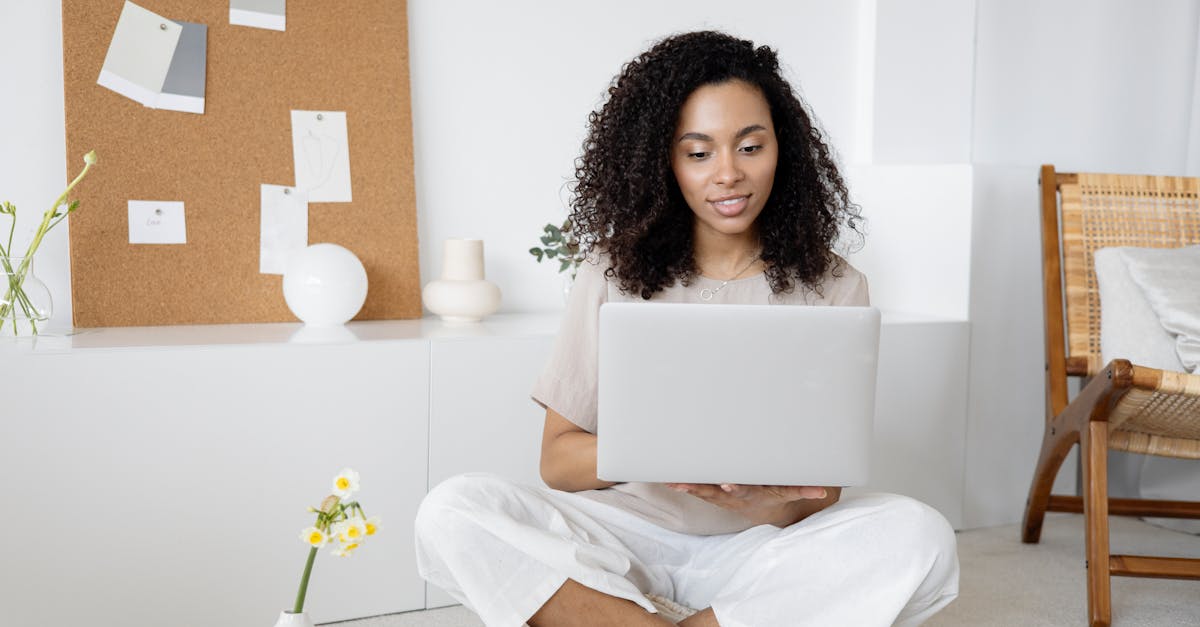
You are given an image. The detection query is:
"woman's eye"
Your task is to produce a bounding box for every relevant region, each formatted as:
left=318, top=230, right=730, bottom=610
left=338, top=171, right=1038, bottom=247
left=740, top=145, right=762, bottom=154
left=687, top=151, right=710, bottom=160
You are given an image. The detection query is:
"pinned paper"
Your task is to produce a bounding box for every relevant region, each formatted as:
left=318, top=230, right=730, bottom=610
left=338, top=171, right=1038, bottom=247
left=98, top=1, right=182, bottom=107
left=230, top=0, right=286, bottom=31
left=128, top=201, right=187, bottom=244
left=260, top=185, right=309, bottom=274
left=291, top=111, right=353, bottom=203
left=157, top=21, right=208, bottom=114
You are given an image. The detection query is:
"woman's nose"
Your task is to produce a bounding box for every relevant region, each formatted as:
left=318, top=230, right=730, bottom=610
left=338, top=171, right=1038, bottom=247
left=713, top=151, right=745, bottom=186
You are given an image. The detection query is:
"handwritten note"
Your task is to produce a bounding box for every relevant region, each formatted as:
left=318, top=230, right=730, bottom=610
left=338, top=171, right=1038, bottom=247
left=128, top=200, right=187, bottom=244
left=291, top=110, right=353, bottom=203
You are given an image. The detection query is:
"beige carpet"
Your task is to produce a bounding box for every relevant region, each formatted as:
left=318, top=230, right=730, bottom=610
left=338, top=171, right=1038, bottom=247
left=328, top=513, right=1200, bottom=626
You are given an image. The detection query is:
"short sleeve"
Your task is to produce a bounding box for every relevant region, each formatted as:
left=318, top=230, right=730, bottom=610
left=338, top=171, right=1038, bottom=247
left=530, top=257, right=608, bottom=432
left=834, top=265, right=870, bottom=306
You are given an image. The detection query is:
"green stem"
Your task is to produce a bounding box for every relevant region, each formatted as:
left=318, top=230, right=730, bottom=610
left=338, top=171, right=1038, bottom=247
left=0, top=155, right=93, bottom=325
left=293, top=546, right=319, bottom=614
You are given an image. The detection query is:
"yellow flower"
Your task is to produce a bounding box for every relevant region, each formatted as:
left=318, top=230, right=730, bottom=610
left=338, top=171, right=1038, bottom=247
left=364, top=516, right=382, bottom=537
left=331, top=542, right=360, bottom=557
left=84, top=150, right=98, bottom=165
left=334, top=518, right=368, bottom=543
left=299, top=527, right=328, bottom=548
left=332, top=468, right=360, bottom=497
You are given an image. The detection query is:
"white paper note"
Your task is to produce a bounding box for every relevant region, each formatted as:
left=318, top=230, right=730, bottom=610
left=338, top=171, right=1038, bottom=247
left=291, top=110, right=353, bottom=203
left=128, top=200, right=187, bottom=244
left=98, top=1, right=183, bottom=107
left=230, top=0, right=286, bottom=31
left=259, top=185, right=309, bottom=274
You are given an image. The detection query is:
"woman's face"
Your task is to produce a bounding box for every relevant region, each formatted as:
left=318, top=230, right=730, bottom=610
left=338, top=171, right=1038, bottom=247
left=670, top=79, right=778, bottom=239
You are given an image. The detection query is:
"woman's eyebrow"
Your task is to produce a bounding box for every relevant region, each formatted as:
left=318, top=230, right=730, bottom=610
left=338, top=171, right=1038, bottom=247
left=676, top=124, right=769, bottom=143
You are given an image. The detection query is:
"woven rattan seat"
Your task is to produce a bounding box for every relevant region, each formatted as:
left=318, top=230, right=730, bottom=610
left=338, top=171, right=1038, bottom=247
left=1023, top=166, right=1200, bottom=626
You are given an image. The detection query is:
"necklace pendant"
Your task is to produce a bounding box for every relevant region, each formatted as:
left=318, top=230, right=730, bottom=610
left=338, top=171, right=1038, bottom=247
left=700, top=288, right=715, bottom=301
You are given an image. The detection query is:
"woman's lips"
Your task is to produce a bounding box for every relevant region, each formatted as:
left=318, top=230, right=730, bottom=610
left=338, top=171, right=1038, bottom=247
left=710, top=195, right=749, bottom=217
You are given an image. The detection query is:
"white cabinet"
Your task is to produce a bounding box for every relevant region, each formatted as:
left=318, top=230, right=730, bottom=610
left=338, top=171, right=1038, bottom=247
left=2, top=333, right=432, bottom=627
left=846, top=316, right=970, bottom=528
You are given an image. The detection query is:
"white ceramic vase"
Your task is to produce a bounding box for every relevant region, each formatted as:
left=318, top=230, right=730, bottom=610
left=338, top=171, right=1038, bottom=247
left=423, top=238, right=501, bottom=323
left=272, top=610, right=315, bottom=627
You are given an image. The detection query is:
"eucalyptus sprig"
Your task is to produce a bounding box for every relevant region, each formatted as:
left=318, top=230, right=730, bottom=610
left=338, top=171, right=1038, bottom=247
left=0, top=150, right=98, bottom=335
left=529, top=219, right=586, bottom=279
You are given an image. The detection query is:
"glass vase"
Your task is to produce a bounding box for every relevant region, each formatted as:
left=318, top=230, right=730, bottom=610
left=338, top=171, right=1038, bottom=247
left=0, top=256, right=53, bottom=336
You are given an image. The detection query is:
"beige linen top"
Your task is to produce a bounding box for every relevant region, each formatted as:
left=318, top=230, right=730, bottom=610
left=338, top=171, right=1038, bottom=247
left=531, top=253, right=870, bottom=535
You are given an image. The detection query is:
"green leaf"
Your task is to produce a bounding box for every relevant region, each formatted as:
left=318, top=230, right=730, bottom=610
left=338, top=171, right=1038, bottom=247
left=530, top=248, right=544, bottom=262
left=540, top=235, right=554, bottom=246
left=546, top=249, right=558, bottom=258
left=559, top=259, right=571, bottom=273
left=547, top=224, right=562, bottom=239
left=67, top=200, right=80, bottom=213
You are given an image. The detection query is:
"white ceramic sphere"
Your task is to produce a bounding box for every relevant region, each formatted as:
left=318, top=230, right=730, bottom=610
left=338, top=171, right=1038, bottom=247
left=282, top=243, right=368, bottom=326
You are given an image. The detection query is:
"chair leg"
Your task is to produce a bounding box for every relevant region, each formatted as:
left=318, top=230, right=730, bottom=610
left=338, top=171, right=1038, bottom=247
left=1023, top=412, right=1078, bottom=543
left=1083, top=420, right=1112, bottom=627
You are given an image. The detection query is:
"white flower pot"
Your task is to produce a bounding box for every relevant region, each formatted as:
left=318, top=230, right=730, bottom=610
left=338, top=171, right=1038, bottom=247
left=423, top=239, right=501, bottom=322
left=272, top=610, right=315, bottom=627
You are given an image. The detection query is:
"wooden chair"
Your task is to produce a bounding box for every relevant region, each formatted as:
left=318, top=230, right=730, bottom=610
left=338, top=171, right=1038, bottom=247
left=1024, top=165, right=1200, bottom=626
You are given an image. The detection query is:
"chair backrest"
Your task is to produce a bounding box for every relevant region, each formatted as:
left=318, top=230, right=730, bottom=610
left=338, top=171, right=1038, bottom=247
left=1040, top=166, right=1200, bottom=416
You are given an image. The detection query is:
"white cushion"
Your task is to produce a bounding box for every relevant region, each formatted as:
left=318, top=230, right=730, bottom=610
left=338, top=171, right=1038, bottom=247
left=1095, top=245, right=1200, bottom=534
left=1094, top=248, right=1185, bottom=372
left=1119, top=244, right=1200, bottom=374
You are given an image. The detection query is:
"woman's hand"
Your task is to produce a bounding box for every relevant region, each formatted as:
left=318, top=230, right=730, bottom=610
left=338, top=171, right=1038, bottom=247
left=665, top=483, right=840, bottom=528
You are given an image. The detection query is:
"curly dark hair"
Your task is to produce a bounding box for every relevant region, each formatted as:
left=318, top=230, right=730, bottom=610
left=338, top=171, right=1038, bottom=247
left=569, top=30, right=863, bottom=299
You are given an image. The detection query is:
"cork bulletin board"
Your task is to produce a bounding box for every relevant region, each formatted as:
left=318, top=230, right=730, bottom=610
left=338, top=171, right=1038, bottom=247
left=61, top=1, right=421, bottom=327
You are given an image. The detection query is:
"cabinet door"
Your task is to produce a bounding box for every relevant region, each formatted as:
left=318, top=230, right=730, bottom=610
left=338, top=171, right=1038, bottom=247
left=426, top=334, right=554, bottom=607
left=845, top=321, right=969, bottom=528
left=1, top=341, right=430, bottom=626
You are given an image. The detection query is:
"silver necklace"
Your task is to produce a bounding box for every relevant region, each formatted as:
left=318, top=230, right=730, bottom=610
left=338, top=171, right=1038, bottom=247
left=699, top=256, right=760, bottom=301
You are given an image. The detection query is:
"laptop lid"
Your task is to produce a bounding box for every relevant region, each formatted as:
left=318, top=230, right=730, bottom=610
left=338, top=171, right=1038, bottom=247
left=597, top=303, right=880, bottom=486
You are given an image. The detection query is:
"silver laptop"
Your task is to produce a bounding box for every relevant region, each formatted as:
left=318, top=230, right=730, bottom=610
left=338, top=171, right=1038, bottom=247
left=596, top=303, right=880, bottom=487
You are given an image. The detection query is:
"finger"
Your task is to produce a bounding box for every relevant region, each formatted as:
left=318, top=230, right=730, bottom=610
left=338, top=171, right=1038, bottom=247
left=685, top=484, right=727, bottom=499
left=720, top=483, right=750, bottom=497
left=784, top=486, right=828, bottom=500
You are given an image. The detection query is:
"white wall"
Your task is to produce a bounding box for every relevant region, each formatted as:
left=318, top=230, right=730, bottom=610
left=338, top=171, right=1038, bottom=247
left=973, top=0, right=1199, bottom=173
left=871, top=0, right=976, bottom=164
left=0, top=2, right=71, bottom=330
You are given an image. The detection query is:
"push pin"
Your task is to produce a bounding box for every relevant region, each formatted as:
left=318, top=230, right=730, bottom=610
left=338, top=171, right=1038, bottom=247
left=284, top=188, right=292, bottom=195
left=316, top=113, right=324, bottom=121
left=160, top=23, right=167, bottom=31
left=155, top=208, right=163, bottom=216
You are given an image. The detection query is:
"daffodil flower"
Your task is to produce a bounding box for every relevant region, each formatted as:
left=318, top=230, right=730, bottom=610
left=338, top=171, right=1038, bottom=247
left=333, top=517, right=368, bottom=544
left=331, top=542, right=360, bottom=557
left=291, top=469, right=379, bottom=614
left=299, top=527, right=328, bottom=548
left=332, top=468, right=360, bottom=497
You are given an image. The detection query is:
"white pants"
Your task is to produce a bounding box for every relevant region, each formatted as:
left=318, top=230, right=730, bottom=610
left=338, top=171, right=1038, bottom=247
left=415, top=473, right=959, bottom=627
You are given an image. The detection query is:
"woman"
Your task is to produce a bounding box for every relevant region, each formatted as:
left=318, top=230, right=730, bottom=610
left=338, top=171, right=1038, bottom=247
left=416, top=31, right=959, bottom=626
